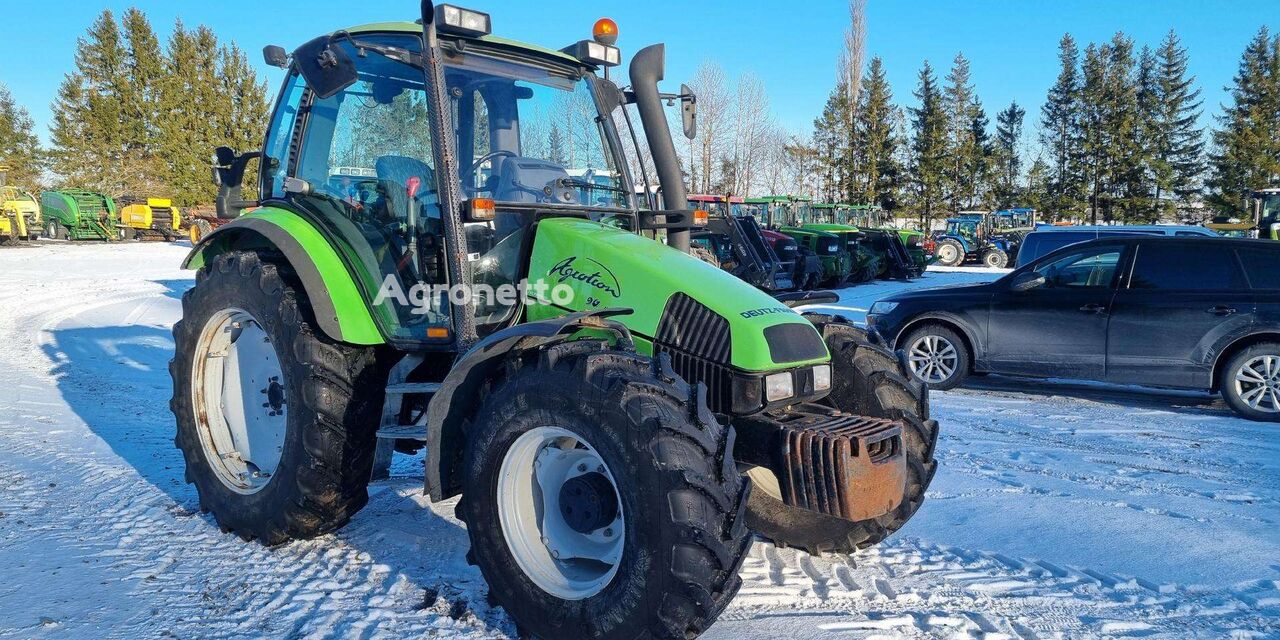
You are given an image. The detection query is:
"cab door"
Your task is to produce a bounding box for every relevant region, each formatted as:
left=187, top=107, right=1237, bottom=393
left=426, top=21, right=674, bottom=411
left=985, top=243, right=1128, bottom=380
left=1106, top=240, right=1254, bottom=388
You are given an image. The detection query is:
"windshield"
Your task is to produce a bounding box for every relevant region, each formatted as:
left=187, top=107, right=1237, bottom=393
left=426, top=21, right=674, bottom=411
left=448, top=51, right=630, bottom=210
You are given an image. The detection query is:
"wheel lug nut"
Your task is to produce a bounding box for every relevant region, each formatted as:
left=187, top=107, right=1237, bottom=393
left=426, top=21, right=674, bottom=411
left=603, top=528, right=613, bottom=537
left=577, top=463, right=587, bottom=472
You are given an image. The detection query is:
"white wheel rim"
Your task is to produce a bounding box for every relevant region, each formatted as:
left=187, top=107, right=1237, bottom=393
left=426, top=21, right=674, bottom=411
left=908, top=334, right=959, bottom=384
left=939, top=245, right=957, bottom=263
left=1235, top=355, right=1280, bottom=413
left=497, top=426, right=624, bottom=600
left=190, top=308, right=288, bottom=494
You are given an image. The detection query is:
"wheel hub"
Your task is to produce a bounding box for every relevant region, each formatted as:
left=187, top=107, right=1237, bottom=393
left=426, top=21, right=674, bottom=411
left=559, top=472, right=619, bottom=534
left=497, top=427, right=625, bottom=600
left=190, top=309, right=288, bottom=494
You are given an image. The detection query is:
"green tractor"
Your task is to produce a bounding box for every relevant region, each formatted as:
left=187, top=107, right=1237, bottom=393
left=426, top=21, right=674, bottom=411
left=744, top=195, right=855, bottom=286
left=846, top=204, right=931, bottom=274
left=1206, top=189, right=1280, bottom=239
left=40, top=189, right=119, bottom=240
left=171, top=7, right=937, bottom=638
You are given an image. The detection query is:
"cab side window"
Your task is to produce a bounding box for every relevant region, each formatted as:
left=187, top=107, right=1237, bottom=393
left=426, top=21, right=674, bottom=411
left=262, top=75, right=304, bottom=199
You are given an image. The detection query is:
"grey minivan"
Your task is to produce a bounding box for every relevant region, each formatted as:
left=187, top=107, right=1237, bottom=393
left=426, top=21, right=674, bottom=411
left=1014, top=225, right=1220, bottom=268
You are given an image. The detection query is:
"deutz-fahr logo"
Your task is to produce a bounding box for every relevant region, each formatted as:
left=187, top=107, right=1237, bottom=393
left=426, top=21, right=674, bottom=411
left=548, top=257, right=622, bottom=298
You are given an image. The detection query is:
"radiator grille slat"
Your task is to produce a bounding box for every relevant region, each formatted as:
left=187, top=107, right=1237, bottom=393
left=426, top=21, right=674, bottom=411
left=654, top=293, right=734, bottom=412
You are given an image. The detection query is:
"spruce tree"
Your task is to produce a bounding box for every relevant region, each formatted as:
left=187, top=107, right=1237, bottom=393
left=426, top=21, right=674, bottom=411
left=993, top=101, right=1025, bottom=208
left=909, top=61, right=948, bottom=227
left=851, top=57, right=902, bottom=210
left=0, top=83, right=44, bottom=189
left=1152, top=30, right=1204, bottom=216
left=942, top=53, right=979, bottom=212
left=49, top=10, right=128, bottom=192
left=1209, top=27, right=1280, bottom=214
left=812, top=83, right=851, bottom=203
left=119, top=8, right=165, bottom=193
left=1039, top=34, right=1084, bottom=218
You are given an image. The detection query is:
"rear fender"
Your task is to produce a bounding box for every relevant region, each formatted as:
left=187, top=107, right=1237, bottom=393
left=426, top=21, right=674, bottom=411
left=183, top=210, right=383, bottom=345
left=423, top=309, right=636, bottom=501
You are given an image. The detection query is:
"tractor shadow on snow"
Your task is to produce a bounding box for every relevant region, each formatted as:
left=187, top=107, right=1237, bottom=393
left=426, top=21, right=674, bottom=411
left=40, top=321, right=498, bottom=625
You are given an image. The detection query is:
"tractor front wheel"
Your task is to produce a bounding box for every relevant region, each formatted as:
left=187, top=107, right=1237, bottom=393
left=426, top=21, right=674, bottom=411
left=934, top=239, right=964, bottom=267
left=170, top=251, right=388, bottom=544
left=190, top=219, right=214, bottom=244
left=981, top=248, right=1009, bottom=268
left=459, top=343, right=750, bottom=639
left=746, top=319, right=938, bottom=555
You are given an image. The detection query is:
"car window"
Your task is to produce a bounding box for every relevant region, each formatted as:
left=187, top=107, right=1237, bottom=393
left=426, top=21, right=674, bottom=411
left=1236, top=247, right=1280, bottom=290
left=1034, top=245, right=1123, bottom=289
left=1129, top=243, right=1246, bottom=291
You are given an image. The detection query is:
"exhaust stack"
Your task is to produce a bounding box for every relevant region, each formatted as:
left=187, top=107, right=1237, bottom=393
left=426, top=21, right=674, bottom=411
left=628, top=44, right=690, bottom=253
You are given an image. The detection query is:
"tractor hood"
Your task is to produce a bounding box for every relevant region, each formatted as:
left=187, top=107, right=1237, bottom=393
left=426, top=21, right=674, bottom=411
left=525, top=218, right=829, bottom=372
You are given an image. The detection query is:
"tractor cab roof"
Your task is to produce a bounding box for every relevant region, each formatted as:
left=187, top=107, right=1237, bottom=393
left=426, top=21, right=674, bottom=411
left=340, top=21, right=602, bottom=72
left=747, top=195, right=811, bottom=204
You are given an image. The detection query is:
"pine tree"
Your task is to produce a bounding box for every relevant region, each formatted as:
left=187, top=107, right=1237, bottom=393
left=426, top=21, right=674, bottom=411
left=992, top=101, right=1025, bottom=208
left=909, top=61, right=948, bottom=227
left=1039, top=34, right=1084, bottom=218
left=0, top=83, right=44, bottom=189
left=966, top=96, right=994, bottom=209
left=118, top=8, right=165, bottom=193
left=1152, top=30, right=1204, bottom=217
left=1079, top=33, right=1143, bottom=223
left=851, top=57, right=902, bottom=210
left=1209, top=27, right=1280, bottom=214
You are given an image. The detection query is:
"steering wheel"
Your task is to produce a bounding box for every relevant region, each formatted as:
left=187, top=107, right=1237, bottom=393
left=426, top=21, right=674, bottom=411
left=463, top=150, right=517, bottom=192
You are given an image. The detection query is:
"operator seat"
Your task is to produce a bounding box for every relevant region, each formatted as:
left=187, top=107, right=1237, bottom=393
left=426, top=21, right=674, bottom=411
left=373, top=155, right=443, bottom=283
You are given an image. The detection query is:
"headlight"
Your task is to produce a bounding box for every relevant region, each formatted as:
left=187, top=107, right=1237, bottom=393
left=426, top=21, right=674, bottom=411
left=764, top=372, right=794, bottom=402
left=868, top=301, right=899, bottom=315
left=813, top=365, right=831, bottom=392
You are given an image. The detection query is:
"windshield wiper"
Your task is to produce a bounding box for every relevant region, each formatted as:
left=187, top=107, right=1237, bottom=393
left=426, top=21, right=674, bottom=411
left=555, top=177, right=630, bottom=198
left=331, top=30, right=424, bottom=68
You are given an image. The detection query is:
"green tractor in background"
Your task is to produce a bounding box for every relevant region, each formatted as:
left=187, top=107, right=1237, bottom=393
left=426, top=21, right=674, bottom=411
left=847, top=204, right=931, bottom=273
left=40, top=189, right=119, bottom=240
left=811, top=202, right=924, bottom=281
left=171, top=6, right=938, bottom=638
left=744, top=195, right=856, bottom=286
left=1206, top=189, right=1280, bottom=239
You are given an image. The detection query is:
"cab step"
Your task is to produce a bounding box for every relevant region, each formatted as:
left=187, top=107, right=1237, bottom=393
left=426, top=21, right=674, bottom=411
left=376, top=424, right=429, bottom=441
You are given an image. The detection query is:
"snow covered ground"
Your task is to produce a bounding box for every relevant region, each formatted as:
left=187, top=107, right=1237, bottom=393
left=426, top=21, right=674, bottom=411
left=0, top=242, right=1276, bottom=639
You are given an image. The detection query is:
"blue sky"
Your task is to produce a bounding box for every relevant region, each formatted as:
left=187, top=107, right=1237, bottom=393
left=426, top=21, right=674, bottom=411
left=2, top=1, right=1276, bottom=150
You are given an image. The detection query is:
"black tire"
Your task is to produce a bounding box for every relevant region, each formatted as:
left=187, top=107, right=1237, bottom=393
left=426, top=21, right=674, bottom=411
left=170, top=251, right=389, bottom=544
left=46, top=220, right=66, bottom=240
left=981, top=248, right=1009, bottom=268
left=122, top=226, right=136, bottom=241
left=900, top=323, right=971, bottom=391
left=1220, top=342, right=1280, bottom=422
left=746, top=319, right=939, bottom=555
left=935, top=238, right=965, bottom=267
left=458, top=342, right=751, bottom=640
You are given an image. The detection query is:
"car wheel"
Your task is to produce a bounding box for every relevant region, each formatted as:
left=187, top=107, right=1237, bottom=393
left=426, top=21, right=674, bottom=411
left=902, top=324, right=970, bottom=391
left=1221, top=343, right=1280, bottom=422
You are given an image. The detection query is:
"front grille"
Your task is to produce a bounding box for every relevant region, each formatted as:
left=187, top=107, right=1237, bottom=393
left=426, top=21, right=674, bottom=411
left=654, top=293, right=734, bottom=412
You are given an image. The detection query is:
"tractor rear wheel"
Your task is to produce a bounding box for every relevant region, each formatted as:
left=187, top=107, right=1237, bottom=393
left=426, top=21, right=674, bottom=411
left=934, top=239, right=964, bottom=267
left=170, top=251, right=389, bottom=544
left=981, top=248, right=1009, bottom=268
left=746, top=318, right=938, bottom=555
left=459, top=343, right=750, bottom=639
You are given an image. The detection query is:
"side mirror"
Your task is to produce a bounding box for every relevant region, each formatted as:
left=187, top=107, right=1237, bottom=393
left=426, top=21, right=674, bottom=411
left=1010, top=271, right=1045, bottom=292
left=263, top=45, right=289, bottom=69
left=293, top=36, right=357, bottom=99
left=212, top=147, right=263, bottom=219
left=680, top=83, right=697, bottom=140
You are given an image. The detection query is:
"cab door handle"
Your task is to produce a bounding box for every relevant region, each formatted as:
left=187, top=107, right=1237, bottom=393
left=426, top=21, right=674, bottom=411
left=1079, top=303, right=1106, bottom=314
left=1208, top=306, right=1237, bottom=316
